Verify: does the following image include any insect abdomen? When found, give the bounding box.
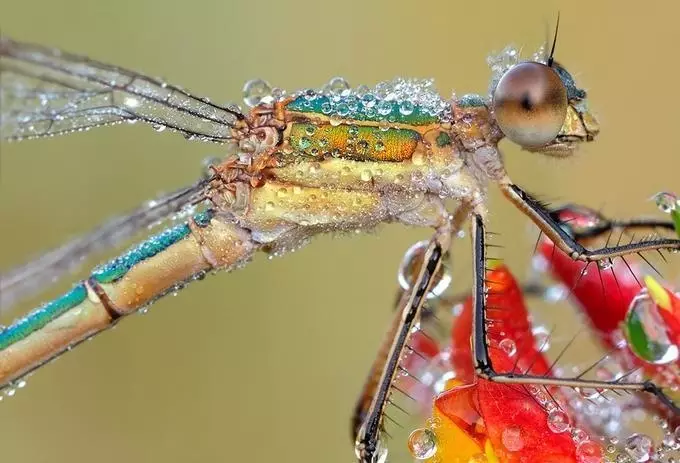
[0,212,254,386]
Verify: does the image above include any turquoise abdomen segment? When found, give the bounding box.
[0,283,87,350]
[92,223,191,284]
[286,94,440,126]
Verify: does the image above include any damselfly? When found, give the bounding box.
[1,30,679,463]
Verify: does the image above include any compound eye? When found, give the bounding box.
[492,62,568,147]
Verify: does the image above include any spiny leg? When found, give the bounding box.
[427,206,676,312]
[469,214,680,416]
[546,204,676,241]
[353,204,470,463]
[501,182,680,261]
[353,234,446,462]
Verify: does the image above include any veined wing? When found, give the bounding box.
[0,37,246,143]
[0,179,208,313]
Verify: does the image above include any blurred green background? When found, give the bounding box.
[1,1,679,462]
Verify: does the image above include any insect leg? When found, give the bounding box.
[546,204,675,241]
[469,214,680,415]
[353,235,445,463]
[353,202,472,463]
[501,183,680,260]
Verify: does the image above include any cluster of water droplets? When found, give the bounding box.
[243,76,452,123]
[0,379,27,402]
[486,44,547,97]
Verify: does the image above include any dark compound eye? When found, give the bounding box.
[492,61,568,147]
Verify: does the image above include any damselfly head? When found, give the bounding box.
[491,60,599,157]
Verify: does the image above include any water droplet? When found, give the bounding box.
[298,136,312,149]
[277,188,288,198]
[411,152,425,166]
[375,141,385,152]
[399,100,415,115]
[243,79,272,108]
[547,409,570,433]
[305,125,316,136]
[123,97,140,108]
[408,428,437,459]
[336,102,350,117]
[625,433,654,462]
[327,76,350,94]
[321,101,333,114]
[499,338,517,357]
[532,326,551,352]
[576,441,604,463]
[362,93,376,108]
[265,201,275,211]
[598,259,613,270]
[652,192,678,214]
[377,100,393,116]
[152,124,166,132]
[397,241,451,299]
[571,428,589,445]
[501,426,524,452]
[624,292,679,364]
[360,170,373,182]
[348,125,359,137]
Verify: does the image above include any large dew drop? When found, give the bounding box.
[407,428,438,460]
[624,292,679,365]
[243,79,272,108]
[652,191,679,214]
[398,241,452,299]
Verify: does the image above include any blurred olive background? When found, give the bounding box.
[1,1,679,462]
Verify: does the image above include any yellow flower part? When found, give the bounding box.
[644,275,671,311]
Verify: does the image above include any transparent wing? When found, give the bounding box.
[0,36,246,143]
[0,179,208,313]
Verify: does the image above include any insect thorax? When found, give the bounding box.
[208,79,501,248]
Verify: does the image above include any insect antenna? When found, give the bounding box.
[547,12,560,67]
